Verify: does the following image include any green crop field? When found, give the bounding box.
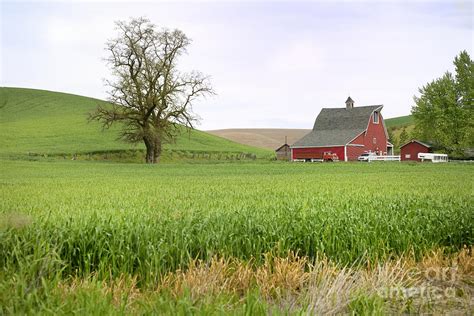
[0,87,272,160]
[1,160,473,314]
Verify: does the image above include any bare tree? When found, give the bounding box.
[90,17,214,163]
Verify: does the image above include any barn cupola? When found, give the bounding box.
[345,96,354,109]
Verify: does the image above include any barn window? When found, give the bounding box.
[373,137,376,144]
[373,111,379,124]
[405,154,411,159]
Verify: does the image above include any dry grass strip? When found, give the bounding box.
[57,248,473,314]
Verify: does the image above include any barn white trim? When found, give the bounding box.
[346,130,365,145]
[363,105,383,136]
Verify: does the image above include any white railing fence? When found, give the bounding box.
[368,155,401,162]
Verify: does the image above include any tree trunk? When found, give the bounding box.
[153,138,162,163]
[143,136,162,164]
[143,136,155,163]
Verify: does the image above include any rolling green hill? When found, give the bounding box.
[385,115,414,129]
[0,87,272,160]
[385,115,415,152]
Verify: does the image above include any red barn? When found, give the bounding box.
[291,97,392,161]
[400,140,432,161]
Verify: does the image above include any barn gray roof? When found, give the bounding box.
[292,105,382,147]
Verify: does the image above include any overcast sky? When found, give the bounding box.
[1,0,472,130]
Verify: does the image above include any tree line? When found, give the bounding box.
[412,50,473,157]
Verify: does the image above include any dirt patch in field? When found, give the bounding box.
[0,212,32,230]
[207,129,311,150]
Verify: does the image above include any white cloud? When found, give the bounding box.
[267,39,326,73]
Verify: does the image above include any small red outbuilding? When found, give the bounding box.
[400,140,432,161]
